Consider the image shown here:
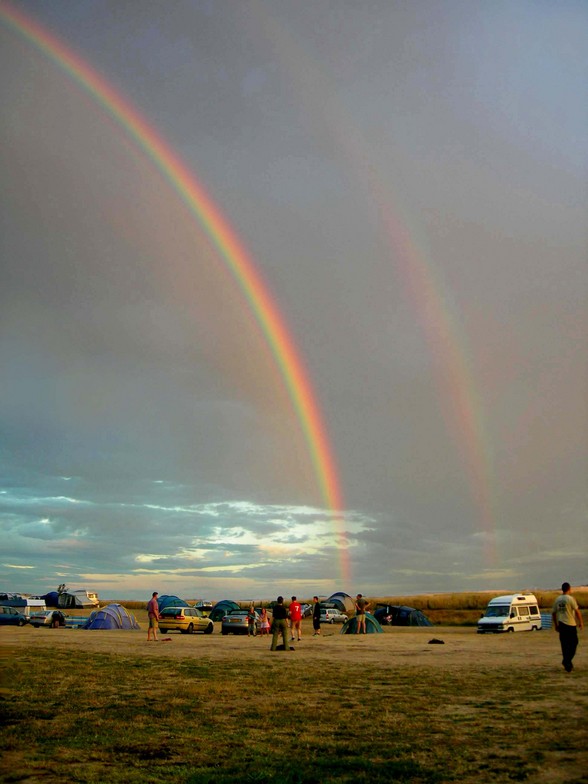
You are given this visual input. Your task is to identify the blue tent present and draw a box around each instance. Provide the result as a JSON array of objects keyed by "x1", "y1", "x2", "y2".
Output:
[
  {"x1": 156, "y1": 595, "x2": 190, "y2": 612},
  {"x1": 340, "y1": 612, "x2": 383, "y2": 634},
  {"x1": 209, "y1": 600, "x2": 240, "y2": 622},
  {"x1": 373, "y1": 605, "x2": 433, "y2": 627},
  {"x1": 82, "y1": 604, "x2": 140, "y2": 630},
  {"x1": 43, "y1": 591, "x2": 60, "y2": 608}
]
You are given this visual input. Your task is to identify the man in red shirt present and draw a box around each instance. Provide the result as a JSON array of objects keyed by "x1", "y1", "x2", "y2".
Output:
[{"x1": 289, "y1": 596, "x2": 303, "y2": 642}]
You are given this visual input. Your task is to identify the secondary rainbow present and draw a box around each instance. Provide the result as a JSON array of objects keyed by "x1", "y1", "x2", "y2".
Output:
[
  {"x1": 1, "y1": 3, "x2": 350, "y2": 579},
  {"x1": 254, "y1": 9, "x2": 497, "y2": 564}
]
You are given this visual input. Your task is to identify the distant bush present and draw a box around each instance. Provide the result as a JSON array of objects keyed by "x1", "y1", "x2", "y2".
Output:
[{"x1": 110, "y1": 589, "x2": 588, "y2": 618}]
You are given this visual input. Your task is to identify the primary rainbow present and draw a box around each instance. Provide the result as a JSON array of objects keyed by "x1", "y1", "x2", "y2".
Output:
[{"x1": 1, "y1": 3, "x2": 349, "y2": 579}]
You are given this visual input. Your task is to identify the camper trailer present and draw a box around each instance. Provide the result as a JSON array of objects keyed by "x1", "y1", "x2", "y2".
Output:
[
  {"x1": 57, "y1": 589, "x2": 99, "y2": 609},
  {"x1": 477, "y1": 593, "x2": 542, "y2": 633},
  {"x1": 0, "y1": 593, "x2": 46, "y2": 617}
]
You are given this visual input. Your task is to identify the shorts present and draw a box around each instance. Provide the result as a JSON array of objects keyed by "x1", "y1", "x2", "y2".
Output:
[
  {"x1": 148, "y1": 616, "x2": 159, "y2": 629},
  {"x1": 313, "y1": 619, "x2": 321, "y2": 631}
]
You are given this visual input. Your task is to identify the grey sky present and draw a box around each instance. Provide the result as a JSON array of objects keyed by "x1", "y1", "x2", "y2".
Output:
[{"x1": 1, "y1": 1, "x2": 586, "y2": 600}]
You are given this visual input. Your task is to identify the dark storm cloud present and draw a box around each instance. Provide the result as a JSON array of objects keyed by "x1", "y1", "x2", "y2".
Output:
[{"x1": 1, "y1": 1, "x2": 586, "y2": 598}]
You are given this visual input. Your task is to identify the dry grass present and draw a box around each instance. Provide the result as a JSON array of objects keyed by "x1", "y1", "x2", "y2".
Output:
[{"x1": 1, "y1": 621, "x2": 587, "y2": 783}]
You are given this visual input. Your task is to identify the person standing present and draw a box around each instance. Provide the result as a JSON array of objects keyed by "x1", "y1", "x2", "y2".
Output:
[
  {"x1": 147, "y1": 591, "x2": 160, "y2": 641},
  {"x1": 259, "y1": 607, "x2": 270, "y2": 636},
  {"x1": 355, "y1": 593, "x2": 370, "y2": 634},
  {"x1": 312, "y1": 595, "x2": 322, "y2": 636},
  {"x1": 270, "y1": 596, "x2": 292, "y2": 651},
  {"x1": 289, "y1": 596, "x2": 303, "y2": 641},
  {"x1": 552, "y1": 582, "x2": 583, "y2": 672},
  {"x1": 247, "y1": 604, "x2": 257, "y2": 637}
]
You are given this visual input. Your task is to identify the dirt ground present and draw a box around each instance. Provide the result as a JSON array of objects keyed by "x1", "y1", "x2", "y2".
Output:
[{"x1": 3, "y1": 617, "x2": 586, "y2": 672}]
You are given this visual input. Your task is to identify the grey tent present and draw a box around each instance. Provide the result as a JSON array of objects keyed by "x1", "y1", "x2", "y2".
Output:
[
  {"x1": 327, "y1": 592, "x2": 356, "y2": 614},
  {"x1": 340, "y1": 612, "x2": 383, "y2": 634}
]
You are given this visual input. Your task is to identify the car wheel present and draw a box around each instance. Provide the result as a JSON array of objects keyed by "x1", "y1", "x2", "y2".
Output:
[
  {"x1": 508, "y1": 627, "x2": 515, "y2": 633},
  {"x1": 187, "y1": 623, "x2": 194, "y2": 634},
  {"x1": 32, "y1": 624, "x2": 39, "y2": 628},
  {"x1": 18, "y1": 619, "x2": 25, "y2": 627},
  {"x1": 204, "y1": 624, "x2": 213, "y2": 634},
  {"x1": 222, "y1": 630, "x2": 228, "y2": 635},
  {"x1": 160, "y1": 628, "x2": 168, "y2": 634}
]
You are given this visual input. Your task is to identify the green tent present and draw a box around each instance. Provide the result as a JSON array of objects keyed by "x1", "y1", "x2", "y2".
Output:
[{"x1": 340, "y1": 611, "x2": 383, "y2": 634}]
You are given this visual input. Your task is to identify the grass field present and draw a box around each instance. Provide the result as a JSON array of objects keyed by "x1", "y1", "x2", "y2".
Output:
[{"x1": 2, "y1": 617, "x2": 587, "y2": 784}]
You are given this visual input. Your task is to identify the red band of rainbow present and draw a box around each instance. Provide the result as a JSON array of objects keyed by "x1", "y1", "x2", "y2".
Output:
[{"x1": 1, "y1": 3, "x2": 349, "y2": 581}]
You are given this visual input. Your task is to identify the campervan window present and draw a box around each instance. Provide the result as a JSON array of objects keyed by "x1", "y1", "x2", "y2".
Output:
[
  {"x1": 518, "y1": 606, "x2": 530, "y2": 617},
  {"x1": 485, "y1": 606, "x2": 509, "y2": 617}
]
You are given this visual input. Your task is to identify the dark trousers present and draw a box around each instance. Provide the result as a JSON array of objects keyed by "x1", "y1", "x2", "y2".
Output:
[
  {"x1": 271, "y1": 618, "x2": 289, "y2": 650},
  {"x1": 558, "y1": 623, "x2": 579, "y2": 670}
]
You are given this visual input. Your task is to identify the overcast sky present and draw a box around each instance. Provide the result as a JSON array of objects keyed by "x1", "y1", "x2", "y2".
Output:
[{"x1": 1, "y1": 1, "x2": 586, "y2": 601}]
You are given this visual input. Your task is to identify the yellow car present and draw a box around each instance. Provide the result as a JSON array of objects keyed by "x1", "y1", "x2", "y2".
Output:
[{"x1": 158, "y1": 606, "x2": 214, "y2": 635}]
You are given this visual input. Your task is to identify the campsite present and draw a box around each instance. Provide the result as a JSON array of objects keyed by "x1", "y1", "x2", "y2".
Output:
[{"x1": 2, "y1": 605, "x2": 587, "y2": 784}]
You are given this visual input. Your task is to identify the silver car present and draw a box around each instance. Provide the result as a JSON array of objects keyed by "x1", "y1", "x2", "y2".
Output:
[
  {"x1": 221, "y1": 609, "x2": 261, "y2": 635},
  {"x1": 319, "y1": 605, "x2": 348, "y2": 624}
]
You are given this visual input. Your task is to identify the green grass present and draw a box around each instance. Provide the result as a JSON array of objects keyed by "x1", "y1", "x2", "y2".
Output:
[{"x1": 2, "y1": 645, "x2": 588, "y2": 784}]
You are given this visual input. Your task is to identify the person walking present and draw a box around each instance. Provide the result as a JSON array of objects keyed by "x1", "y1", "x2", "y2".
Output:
[
  {"x1": 552, "y1": 582, "x2": 583, "y2": 672},
  {"x1": 355, "y1": 593, "x2": 370, "y2": 634},
  {"x1": 312, "y1": 595, "x2": 322, "y2": 636},
  {"x1": 270, "y1": 596, "x2": 292, "y2": 651},
  {"x1": 147, "y1": 591, "x2": 160, "y2": 641},
  {"x1": 289, "y1": 596, "x2": 303, "y2": 641}
]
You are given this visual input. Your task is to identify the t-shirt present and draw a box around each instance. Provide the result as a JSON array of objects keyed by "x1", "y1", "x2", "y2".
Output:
[
  {"x1": 272, "y1": 603, "x2": 288, "y2": 621},
  {"x1": 147, "y1": 598, "x2": 159, "y2": 618},
  {"x1": 289, "y1": 601, "x2": 302, "y2": 622},
  {"x1": 356, "y1": 598, "x2": 368, "y2": 614},
  {"x1": 552, "y1": 594, "x2": 579, "y2": 626}
]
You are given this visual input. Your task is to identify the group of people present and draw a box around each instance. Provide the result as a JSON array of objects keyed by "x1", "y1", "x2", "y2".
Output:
[
  {"x1": 146, "y1": 584, "x2": 583, "y2": 671},
  {"x1": 269, "y1": 595, "x2": 305, "y2": 651}
]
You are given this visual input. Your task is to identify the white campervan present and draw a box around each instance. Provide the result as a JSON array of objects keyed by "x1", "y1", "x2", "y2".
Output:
[{"x1": 477, "y1": 593, "x2": 542, "y2": 633}]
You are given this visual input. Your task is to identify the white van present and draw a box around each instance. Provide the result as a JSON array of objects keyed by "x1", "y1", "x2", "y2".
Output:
[{"x1": 477, "y1": 593, "x2": 542, "y2": 633}]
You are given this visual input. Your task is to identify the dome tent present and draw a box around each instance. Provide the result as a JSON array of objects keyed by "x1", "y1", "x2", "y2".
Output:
[
  {"x1": 373, "y1": 605, "x2": 433, "y2": 627},
  {"x1": 82, "y1": 604, "x2": 140, "y2": 630},
  {"x1": 209, "y1": 600, "x2": 240, "y2": 622},
  {"x1": 327, "y1": 592, "x2": 356, "y2": 614},
  {"x1": 156, "y1": 595, "x2": 190, "y2": 612},
  {"x1": 340, "y1": 612, "x2": 383, "y2": 634},
  {"x1": 43, "y1": 591, "x2": 60, "y2": 608}
]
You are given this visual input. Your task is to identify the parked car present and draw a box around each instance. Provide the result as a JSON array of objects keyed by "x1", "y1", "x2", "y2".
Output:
[
  {"x1": 29, "y1": 610, "x2": 67, "y2": 628},
  {"x1": 159, "y1": 606, "x2": 214, "y2": 634},
  {"x1": 319, "y1": 604, "x2": 348, "y2": 624},
  {"x1": 221, "y1": 609, "x2": 261, "y2": 636},
  {"x1": 194, "y1": 601, "x2": 214, "y2": 617},
  {"x1": 0, "y1": 605, "x2": 29, "y2": 626}
]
